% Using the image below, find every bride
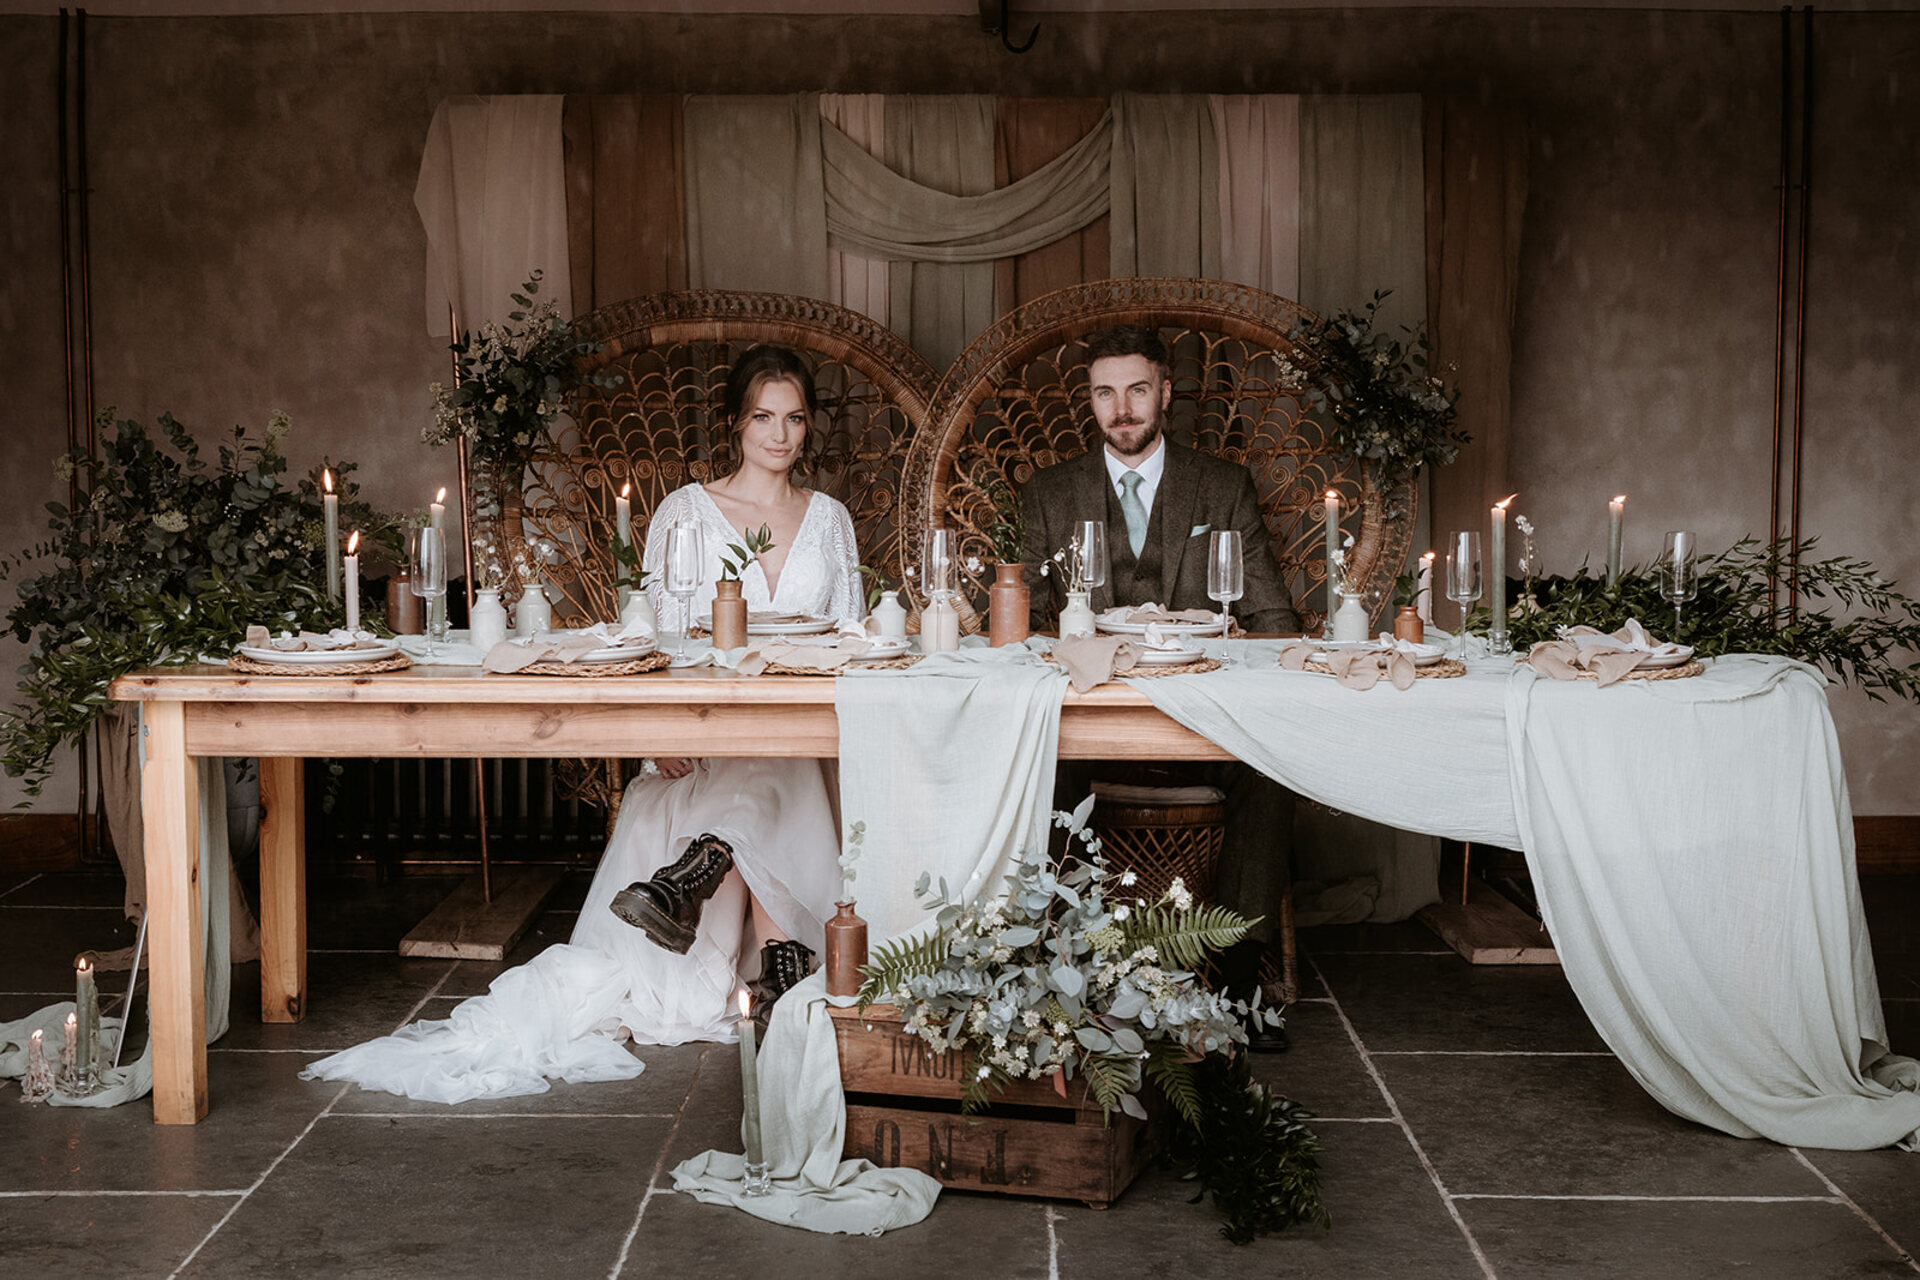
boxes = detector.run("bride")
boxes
[303,345,864,1102]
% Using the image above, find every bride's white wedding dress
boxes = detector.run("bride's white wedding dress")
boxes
[302,484,863,1102]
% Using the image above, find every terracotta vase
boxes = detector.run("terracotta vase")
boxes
[987,562,1030,646]
[824,901,869,998]
[1393,606,1425,644]
[712,578,749,649]
[386,568,424,634]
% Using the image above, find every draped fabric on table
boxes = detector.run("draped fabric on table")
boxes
[1505,659,1920,1151]
[0,760,235,1108]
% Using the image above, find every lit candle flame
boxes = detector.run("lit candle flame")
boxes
[621,482,631,499]
[1325,489,1339,501]
[77,957,90,975]
[435,487,447,504]
[322,469,334,494]
[737,989,751,1019]
[1495,493,1518,510]
[346,530,361,555]
[1613,494,1627,504]
[1420,551,1435,565]
[66,1012,76,1028]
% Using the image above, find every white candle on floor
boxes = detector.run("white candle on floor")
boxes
[737,989,764,1169]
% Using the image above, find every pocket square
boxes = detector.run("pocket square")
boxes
[1188,523,1212,538]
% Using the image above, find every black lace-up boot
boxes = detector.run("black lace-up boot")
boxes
[749,939,816,1026]
[608,833,735,954]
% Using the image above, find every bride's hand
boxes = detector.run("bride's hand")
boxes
[653,758,696,779]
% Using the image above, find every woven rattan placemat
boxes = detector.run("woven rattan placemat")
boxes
[511,650,673,677]
[1562,658,1705,682]
[1294,656,1467,680]
[227,652,413,677]
[760,654,924,676]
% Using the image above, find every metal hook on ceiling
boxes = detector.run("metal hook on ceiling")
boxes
[979,0,1039,54]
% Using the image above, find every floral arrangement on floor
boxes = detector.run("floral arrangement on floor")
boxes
[1287,289,1466,482]
[1,410,401,793]
[424,272,619,473]
[1467,534,1920,702]
[858,798,1328,1242]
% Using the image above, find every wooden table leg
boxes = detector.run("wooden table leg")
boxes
[258,757,306,1023]
[141,702,207,1124]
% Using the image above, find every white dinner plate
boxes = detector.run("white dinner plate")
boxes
[1126,647,1209,668]
[1632,646,1696,669]
[696,615,838,637]
[236,641,401,666]
[575,642,657,663]
[1097,617,1223,637]
[854,636,912,659]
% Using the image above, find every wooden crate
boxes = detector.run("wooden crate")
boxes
[828,1003,1158,1209]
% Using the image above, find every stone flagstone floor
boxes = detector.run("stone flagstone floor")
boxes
[2,866,1916,1279]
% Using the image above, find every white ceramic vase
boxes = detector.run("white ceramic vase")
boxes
[872,590,908,639]
[1058,590,1096,639]
[514,582,552,638]
[469,588,509,651]
[619,590,658,638]
[1332,590,1371,643]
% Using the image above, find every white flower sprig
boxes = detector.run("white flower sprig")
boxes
[1038,530,1092,593]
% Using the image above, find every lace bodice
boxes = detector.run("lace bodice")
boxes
[643,484,864,634]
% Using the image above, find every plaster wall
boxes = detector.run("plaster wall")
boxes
[1,8,1913,813]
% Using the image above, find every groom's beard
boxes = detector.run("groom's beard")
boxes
[1101,410,1164,462]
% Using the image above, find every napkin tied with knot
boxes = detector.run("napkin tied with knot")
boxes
[1526,621,1684,687]
[481,620,654,673]
[1276,642,1416,691]
[735,637,874,677]
[1051,636,1139,691]
[244,626,385,652]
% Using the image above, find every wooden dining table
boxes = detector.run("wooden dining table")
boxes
[109,662,1235,1124]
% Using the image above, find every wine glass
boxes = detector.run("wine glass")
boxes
[1207,529,1244,668]
[1660,530,1698,639]
[664,522,705,658]
[1073,520,1109,591]
[408,527,448,657]
[1446,531,1483,636]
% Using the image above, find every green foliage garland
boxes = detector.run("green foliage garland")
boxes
[2,411,399,795]
[1473,536,1920,702]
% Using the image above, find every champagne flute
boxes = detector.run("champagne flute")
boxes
[1207,529,1244,668]
[408,527,448,658]
[664,522,705,658]
[1661,530,1698,639]
[1446,531,1483,637]
[1074,520,1109,591]
[923,528,955,599]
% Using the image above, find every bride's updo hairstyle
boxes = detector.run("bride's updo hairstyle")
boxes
[720,344,821,476]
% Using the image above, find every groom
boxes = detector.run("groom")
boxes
[1021,324,1297,1049]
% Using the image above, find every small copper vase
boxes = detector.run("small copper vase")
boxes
[988,562,1030,646]
[711,579,749,649]
[386,567,424,634]
[1393,605,1425,644]
[824,901,869,998]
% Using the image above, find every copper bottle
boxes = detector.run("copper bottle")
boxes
[987,562,1031,646]
[1393,605,1425,644]
[711,579,749,649]
[824,901,869,998]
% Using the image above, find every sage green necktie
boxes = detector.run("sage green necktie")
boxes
[1119,470,1147,557]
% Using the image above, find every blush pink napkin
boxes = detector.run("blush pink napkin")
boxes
[1051,636,1140,691]
[734,638,875,677]
[1525,624,1680,687]
[244,626,386,652]
[1276,642,1417,691]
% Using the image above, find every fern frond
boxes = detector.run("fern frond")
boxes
[856,932,948,1007]
[1121,903,1252,970]
[1144,1045,1202,1128]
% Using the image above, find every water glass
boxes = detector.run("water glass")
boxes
[1446,531,1483,632]
[664,522,705,657]
[1073,520,1109,590]
[1207,529,1244,667]
[1660,530,1698,638]
[923,528,955,598]
[408,527,448,657]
